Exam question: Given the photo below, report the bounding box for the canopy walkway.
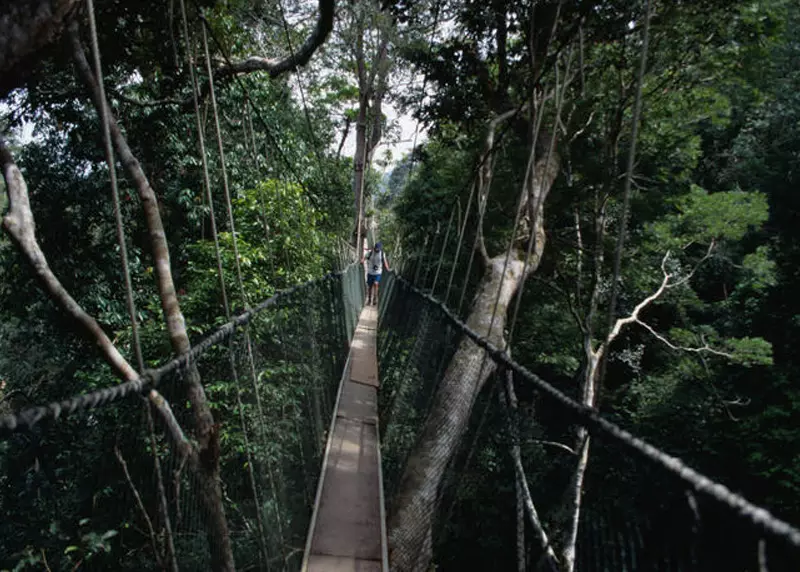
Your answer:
[0,3,798,569]
[1,266,800,571]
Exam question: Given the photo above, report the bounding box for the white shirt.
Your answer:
[367,250,384,275]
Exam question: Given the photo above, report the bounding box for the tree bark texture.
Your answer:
[388,255,525,571]
[388,116,560,569]
[351,20,389,249]
[69,26,234,572]
[0,0,82,97]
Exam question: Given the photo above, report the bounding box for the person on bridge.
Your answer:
[362,241,390,306]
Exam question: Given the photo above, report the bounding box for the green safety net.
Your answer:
[376,271,799,572]
[0,264,364,571]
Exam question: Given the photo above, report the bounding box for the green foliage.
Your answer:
[648,185,769,248]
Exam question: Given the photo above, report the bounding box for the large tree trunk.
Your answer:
[352,93,369,249]
[350,17,389,250]
[69,26,234,571]
[388,254,527,571]
[388,145,559,571]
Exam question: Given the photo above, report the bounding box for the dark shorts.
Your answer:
[367,273,382,286]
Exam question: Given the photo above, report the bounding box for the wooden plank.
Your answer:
[304,304,386,571]
[350,327,378,387]
[309,416,382,560]
[306,555,382,572]
[337,381,378,424]
[359,305,378,330]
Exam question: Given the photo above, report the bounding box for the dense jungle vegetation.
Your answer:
[1,0,799,570]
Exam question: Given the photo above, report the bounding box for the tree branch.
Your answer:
[477,108,517,264]
[604,251,672,349]
[500,373,561,571]
[114,445,165,569]
[531,439,578,455]
[148,390,195,460]
[212,0,334,81]
[604,242,716,356]
[0,140,138,382]
[636,320,735,359]
[667,239,715,289]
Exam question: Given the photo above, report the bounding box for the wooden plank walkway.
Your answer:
[302,305,388,572]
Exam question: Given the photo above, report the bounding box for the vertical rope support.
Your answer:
[201,19,248,307]
[456,152,498,315]
[600,0,652,386]
[412,233,430,287]
[85,2,178,569]
[242,83,289,567]
[179,0,230,318]
[444,181,477,307]
[430,202,456,296]
[185,4,272,564]
[85,0,143,371]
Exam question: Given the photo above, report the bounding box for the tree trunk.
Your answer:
[69,27,235,571]
[388,118,560,569]
[352,93,369,249]
[552,350,600,572]
[388,255,525,571]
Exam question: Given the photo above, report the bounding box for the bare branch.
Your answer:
[211,0,334,81]
[0,140,138,382]
[148,390,195,460]
[530,439,578,455]
[114,445,165,569]
[500,374,560,569]
[604,242,718,356]
[567,109,595,144]
[667,239,716,289]
[604,251,672,350]
[636,320,735,359]
[107,88,183,108]
[477,108,518,264]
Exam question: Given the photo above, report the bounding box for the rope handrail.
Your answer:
[0,264,358,435]
[392,273,800,549]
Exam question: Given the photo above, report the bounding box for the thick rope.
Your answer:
[394,273,800,550]
[0,266,356,435]
[85,0,144,372]
[85,6,178,568]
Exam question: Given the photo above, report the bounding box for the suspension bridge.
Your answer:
[2,1,800,571]
[1,263,800,571]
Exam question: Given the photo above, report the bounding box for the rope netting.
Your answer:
[0,264,364,571]
[377,271,800,572]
